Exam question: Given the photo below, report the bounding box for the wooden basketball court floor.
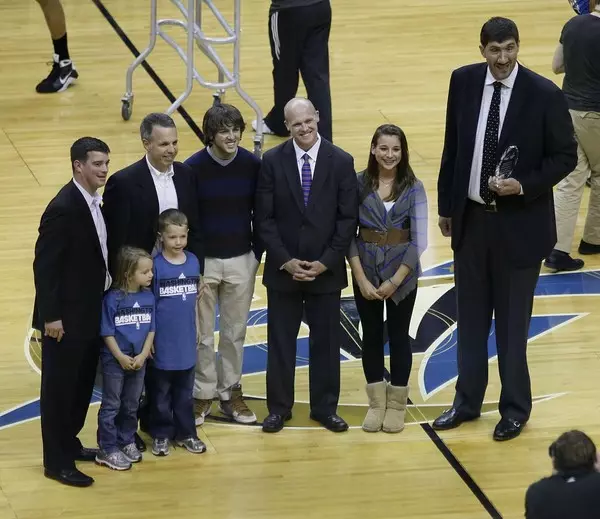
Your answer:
[0,0,599,517]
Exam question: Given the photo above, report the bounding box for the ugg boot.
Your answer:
[362,381,387,432]
[382,384,409,433]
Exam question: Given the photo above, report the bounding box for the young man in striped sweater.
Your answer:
[185,104,262,425]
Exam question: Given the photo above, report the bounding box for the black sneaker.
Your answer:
[36,54,78,94]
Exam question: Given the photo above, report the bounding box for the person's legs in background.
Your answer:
[35,0,79,93]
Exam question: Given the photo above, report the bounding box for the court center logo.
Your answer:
[1,262,592,430]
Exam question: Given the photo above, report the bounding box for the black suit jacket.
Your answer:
[33,181,107,338]
[102,157,204,275]
[437,63,577,267]
[525,470,600,519]
[255,138,358,293]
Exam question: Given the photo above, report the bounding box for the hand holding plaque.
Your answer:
[488,145,520,193]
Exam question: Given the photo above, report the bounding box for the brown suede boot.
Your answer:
[382,385,408,433]
[362,381,387,432]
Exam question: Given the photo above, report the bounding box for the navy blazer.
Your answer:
[102,157,204,275]
[33,181,107,337]
[255,138,358,293]
[437,63,577,267]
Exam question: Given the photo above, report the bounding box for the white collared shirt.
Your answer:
[293,134,321,182]
[73,179,112,290]
[146,155,178,214]
[468,62,519,203]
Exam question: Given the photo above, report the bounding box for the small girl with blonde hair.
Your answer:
[96,246,155,471]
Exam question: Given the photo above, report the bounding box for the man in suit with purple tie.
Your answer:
[255,97,358,433]
[433,17,577,441]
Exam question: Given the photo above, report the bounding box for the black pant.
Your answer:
[266,288,341,417]
[40,334,100,471]
[264,0,332,141]
[353,284,417,387]
[145,365,196,441]
[453,202,539,422]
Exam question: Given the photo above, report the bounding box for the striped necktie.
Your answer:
[301,153,312,206]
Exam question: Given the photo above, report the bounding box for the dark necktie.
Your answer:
[301,154,312,206]
[480,81,502,204]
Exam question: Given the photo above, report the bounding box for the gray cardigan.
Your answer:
[348,172,428,304]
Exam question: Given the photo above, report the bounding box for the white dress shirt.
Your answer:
[293,134,321,181]
[146,155,178,214]
[73,179,112,290]
[468,62,519,204]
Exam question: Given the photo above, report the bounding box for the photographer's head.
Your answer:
[549,430,598,475]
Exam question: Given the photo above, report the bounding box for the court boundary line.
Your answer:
[90,0,205,143]
[418,415,502,519]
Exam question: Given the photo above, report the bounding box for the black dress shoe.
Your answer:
[493,417,525,441]
[579,240,600,255]
[544,249,584,272]
[134,432,147,452]
[262,413,292,433]
[310,413,349,433]
[74,447,99,462]
[432,407,478,431]
[44,468,94,488]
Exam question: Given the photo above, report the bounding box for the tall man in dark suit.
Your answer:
[255,97,357,433]
[433,17,577,441]
[33,137,112,487]
[102,112,203,276]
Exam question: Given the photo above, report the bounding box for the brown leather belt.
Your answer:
[359,227,409,246]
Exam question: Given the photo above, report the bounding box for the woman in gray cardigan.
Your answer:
[348,124,428,433]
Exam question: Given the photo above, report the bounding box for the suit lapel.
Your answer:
[305,140,332,211]
[69,181,103,259]
[282,141,305,212]
[498,65,526,153]
[464,64,487,161]
[135,158,160,217]
[173,164,185,206]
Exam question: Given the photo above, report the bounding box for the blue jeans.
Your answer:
[146,365,196,441]
[97,356,146,453]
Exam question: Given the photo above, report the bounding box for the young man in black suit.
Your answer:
[33,137,112,487]
[433,17,577,441]
[255,97,357,433]
[102,112,203,277]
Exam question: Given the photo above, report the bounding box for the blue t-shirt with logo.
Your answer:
[100,289,155,360]
[152,251,200,371]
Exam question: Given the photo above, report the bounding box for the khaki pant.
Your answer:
[193,252,259,400]
[554,109,600,253]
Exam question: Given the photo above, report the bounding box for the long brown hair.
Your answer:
[113,246,152,293]
[363,124,416,202]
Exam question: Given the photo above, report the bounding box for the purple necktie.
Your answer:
[301,153,312,206]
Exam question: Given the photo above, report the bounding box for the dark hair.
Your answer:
[157,208,188,234]
[549,430,597,474]
[113,246,153,292]
[140,112,176,142]
[202,103,246,146]
[480,17,520,47]
[363,124,416,202]
[70,137,110,170]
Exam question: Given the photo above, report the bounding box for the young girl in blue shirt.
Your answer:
[97,246,155,471]
[147,209,206,456]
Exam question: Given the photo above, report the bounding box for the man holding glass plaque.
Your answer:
[434,17,577,441]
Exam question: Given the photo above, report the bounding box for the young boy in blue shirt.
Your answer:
[147,209,206,456]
